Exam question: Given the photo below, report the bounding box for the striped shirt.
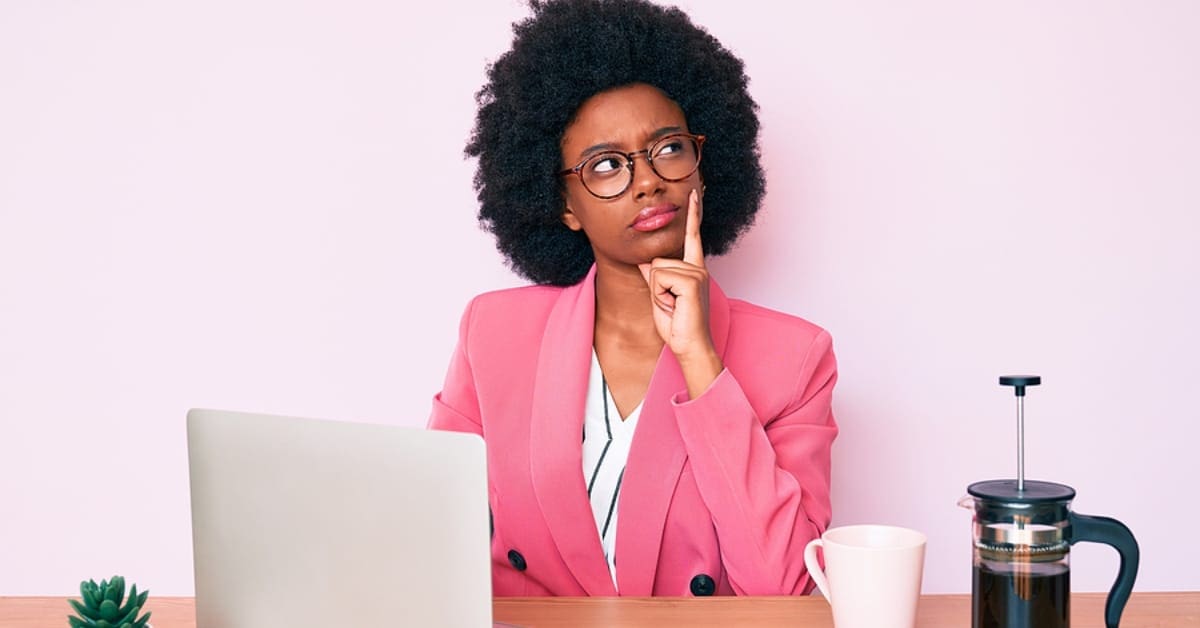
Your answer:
[581,349,643,590]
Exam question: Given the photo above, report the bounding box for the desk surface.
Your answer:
[2,592,1196,627]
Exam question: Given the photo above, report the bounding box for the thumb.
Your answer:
[638,263,652,285]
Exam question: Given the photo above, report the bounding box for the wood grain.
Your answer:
[1,591,1195,627]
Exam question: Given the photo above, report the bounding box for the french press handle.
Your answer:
[1068,512,1140,628]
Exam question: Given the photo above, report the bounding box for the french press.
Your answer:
[959,376,1140,628]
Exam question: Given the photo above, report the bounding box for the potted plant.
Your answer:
[67,576,151,628]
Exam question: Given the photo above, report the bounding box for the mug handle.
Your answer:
[803,538,832,601]
[1068,512,1140,628]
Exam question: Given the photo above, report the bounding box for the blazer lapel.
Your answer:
[528,265,618,596]
[615,278,731,595]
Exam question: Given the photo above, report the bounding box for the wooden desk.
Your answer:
[1,592,1196,627]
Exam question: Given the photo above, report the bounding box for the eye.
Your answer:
[654,139,685,158]
[588,154,625,176]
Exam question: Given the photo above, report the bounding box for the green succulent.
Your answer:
[67,576,151,628]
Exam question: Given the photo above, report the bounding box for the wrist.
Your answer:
[677,346,723,400]
[675,344,720,369]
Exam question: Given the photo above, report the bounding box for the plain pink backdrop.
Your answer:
[1,0,1197,594]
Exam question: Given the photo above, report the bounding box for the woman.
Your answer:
[429,0,837,597]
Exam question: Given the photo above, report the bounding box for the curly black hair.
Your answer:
[467,0,765,286]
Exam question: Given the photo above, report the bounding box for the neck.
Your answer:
[592,260,662,346]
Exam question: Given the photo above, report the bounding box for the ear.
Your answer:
[561,206,583,231]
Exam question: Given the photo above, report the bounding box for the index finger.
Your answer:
[683,187,704,267]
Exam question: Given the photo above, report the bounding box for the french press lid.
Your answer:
[968,479,1076,547]
[968,478,1075,504]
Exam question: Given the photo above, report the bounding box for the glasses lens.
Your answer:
[582,153,631,198]
[650,136,700,181]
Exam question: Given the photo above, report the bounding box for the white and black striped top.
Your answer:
[581,350,643,590]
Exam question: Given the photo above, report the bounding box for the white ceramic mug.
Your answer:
[803,524,927,628]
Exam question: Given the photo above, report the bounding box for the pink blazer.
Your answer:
[428,265,838,597]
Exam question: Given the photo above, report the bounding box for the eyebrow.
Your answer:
[576,126,685,161]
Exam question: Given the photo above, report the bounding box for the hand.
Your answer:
[639,189,723,395]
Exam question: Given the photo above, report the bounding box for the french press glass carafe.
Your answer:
[960,376,1140,628]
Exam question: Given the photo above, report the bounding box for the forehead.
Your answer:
[561,83,688,154]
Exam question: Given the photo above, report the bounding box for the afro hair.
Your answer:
[467,0,765,286]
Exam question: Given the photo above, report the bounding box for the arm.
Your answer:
[427,297,484,437]
[671,330,838,596]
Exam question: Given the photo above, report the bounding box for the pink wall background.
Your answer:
[2,0,1197,595]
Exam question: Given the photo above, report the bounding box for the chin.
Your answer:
[640,240,686,263]
[617,223,686,264]
[655,230,688,259]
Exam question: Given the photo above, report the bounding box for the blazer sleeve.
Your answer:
[427,297,484,437]
[671,329,838,596]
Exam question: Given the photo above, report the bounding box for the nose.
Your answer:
[628,152,664,201]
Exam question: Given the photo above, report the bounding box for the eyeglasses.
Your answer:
[557,133,706,199]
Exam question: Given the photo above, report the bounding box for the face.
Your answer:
[560,83,703,270]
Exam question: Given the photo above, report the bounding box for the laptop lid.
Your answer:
[187,408,491,627]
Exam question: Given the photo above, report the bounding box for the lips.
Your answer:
[631,203,680,232]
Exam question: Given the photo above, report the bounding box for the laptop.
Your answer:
[186,408,492,627]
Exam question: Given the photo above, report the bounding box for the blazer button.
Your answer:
[508,549,527,572]
[690,574,715,596]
